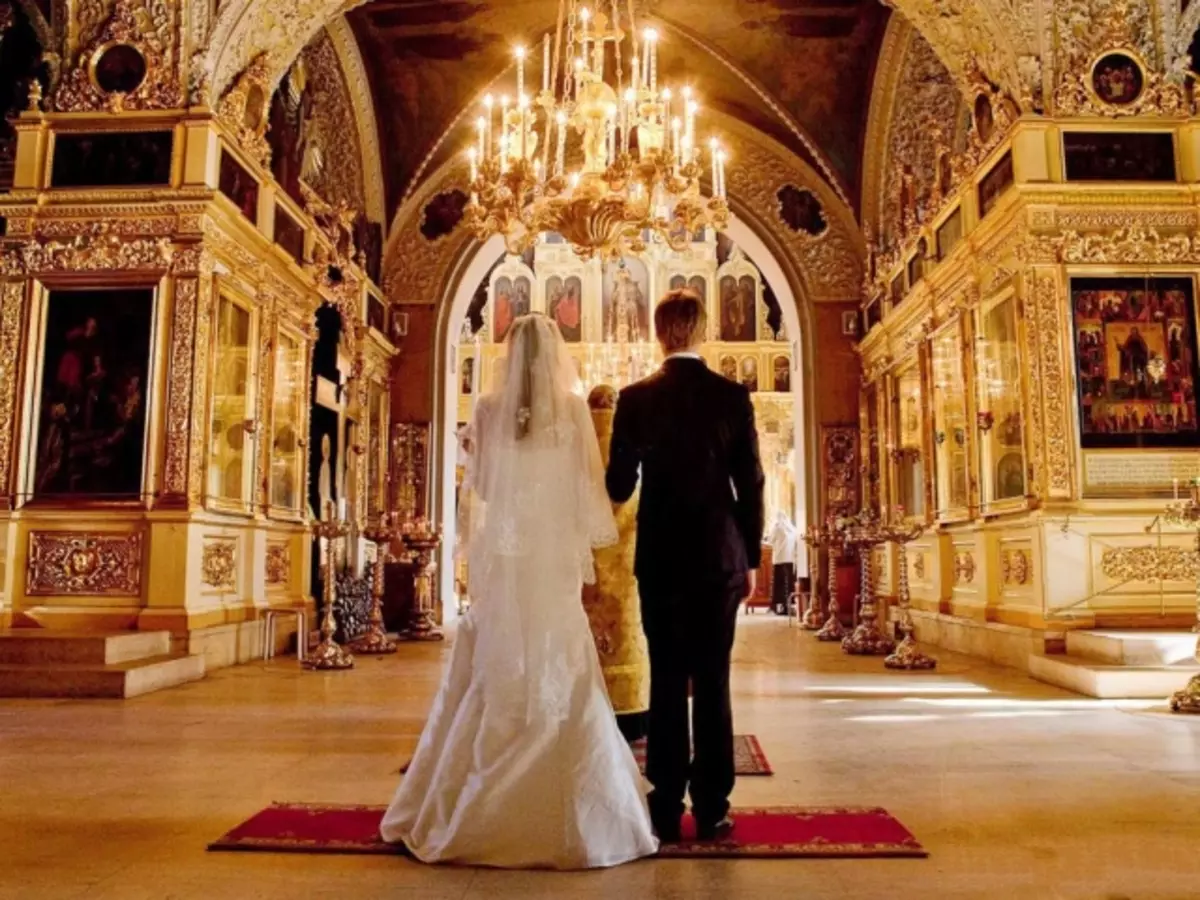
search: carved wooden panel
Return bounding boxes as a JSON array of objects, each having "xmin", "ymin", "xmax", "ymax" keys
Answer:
[{"xmin": 26, "ymin": 531, "xmax": 144, "ymax": 596}]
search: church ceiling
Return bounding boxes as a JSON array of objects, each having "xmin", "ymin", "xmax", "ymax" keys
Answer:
[{"xmin": 346, "ymin": 0, "xmax": 888, "ymax": 219}]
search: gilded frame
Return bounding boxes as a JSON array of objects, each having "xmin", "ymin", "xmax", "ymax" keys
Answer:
[
  {"xmin": 203, "ymin": 275, "xmax": 260, "ymax": 516},
  {"xmin": 17, "ymin": 273, "xmax": 166, "ymax": 509},
  {"xmin": 265, "ymin": 319, "xmax": 312, "ymax": 522},
  {"xmin": 929, "ymin": 314, "xmax": 973, "ymax": 523}
]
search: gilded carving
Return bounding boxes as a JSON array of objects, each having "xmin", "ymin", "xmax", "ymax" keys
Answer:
[
  {"xmin": 912, "ymin": 551, "xmax": 926, "ymax": 580},
  {"xmin": 1101, "ymin": 546, "xmax": 1199, "ymax": 583},
  {"xmin": 265, "ymin": 543, "xmax": 291, "ymax": 586},
  {"xmin": 26, "ymin": 531, "xmax": 144, "ymax": 596},
  {"xmin": 296, "ymin": 31, "xmax": 366, "ymax": 217},
  {"xmin": 325, "ymin": 18, "xmax": 386, "ymax": 225},
  {"xmin": 1001, "ymin": 548, "xmax": 1032, "ymax": 585},
  {"xmin": 216, "ymin": 53, "xmax": 273, "ymax": 168},
  {"xmin": 53, "ymin": 0, "xmax": 183, "ymax": 113},
  {"xmin": 162, "ymin": 277, "xmax": 198, "ymax": 501},
  {"xmin": 1031, "ymin": 271, "xmax": 1071, "ymax": 498},
  {"xmin": 20, "ymin": 230, "xmax": 174, "ymax": 273},
  {"xmin": 1057, "ymin": 224, "xmax": 1197, "ymax": 265},
  {"xmin": 953, "ymin": 551, "xmax": 977, "ymax": 584},
  {"xmin": 201, "ymin": 539, "xmax": 237, "ymax": 590},
  {"xmin": 0, "ymin": 282, "xmax": 26, "ymax": 503}
]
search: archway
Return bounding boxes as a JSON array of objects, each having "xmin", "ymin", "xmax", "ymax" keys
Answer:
[{"xmin": 432, "ymin": 216, "xmax": 814, "ymax": 612}]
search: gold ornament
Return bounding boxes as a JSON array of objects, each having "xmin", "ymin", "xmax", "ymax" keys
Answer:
[
  {"xmin": 201, "ymin": 540, "xmax": 237, "ymax": 590},
  {"xmin": 265, "ymin": 544, "xmax": 291, "ymax": 586},
  {"xmin": 26, "ymin": 531, "xmax": 144, "ymax": 596},
  {"xmin": 216, "ymin": 53, "xmax": 273, "ymax": 169}
]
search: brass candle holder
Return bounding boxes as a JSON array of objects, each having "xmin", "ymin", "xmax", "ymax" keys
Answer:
[
  {"xmin": 805, "ymin": 518, "xmax": 847, "ymax": 637},
  {"xmin": 307, "ymin": 505, "xmax": 355, "ymax": 670},
  {"xmin": 882, "ymin": 515, "xmax": 936, "ymax": 671},
  {"xmin": 354, "ymin": 512, "xmax": 401, "ymax": 655},
  {"xmin": 841, "ymin": 509, "xmax": 896, "ymax": 656},
  {"xmin": 399, "ymin": 517, "xmax": 445, "ymax": 642},
  {"xmin": 1167, "ymin": 479, "xmax": 1200, "ymax": 714}
]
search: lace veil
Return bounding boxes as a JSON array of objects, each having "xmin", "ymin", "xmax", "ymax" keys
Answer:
[{"xmin": 460, "ymin": 314, "xmax": 617, "ymax": 721}]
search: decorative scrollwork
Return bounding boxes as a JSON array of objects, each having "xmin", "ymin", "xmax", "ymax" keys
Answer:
[
  {"xmin": 216, "ymin": 52, "xmax": 273, "ymax": 168},
  {"xmin": 1101, "ymin": 546, "xmax": 1199, "ymax": 583},
  {"xmin": 27, "ymin": 531, "xmax": 144, "ymax": 596},
  {"xmin": 265, "ymin": 544, "xmax": 291, "ymax": 586},
  {"xmin": 201, "ymin": 539, "xmax": 237, "ymax": 590},
  {"xmin": 953, "ymin": 550, "xmax": 977, "ymax": 584}
]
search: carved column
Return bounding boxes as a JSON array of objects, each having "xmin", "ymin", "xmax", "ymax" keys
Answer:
[
  {"xmin": 1024, "ymin": 267, "xmax": 1074, "ymax": 501},
  {"xmin": 0, "ymin": 277, "xmax": 28, "ymax": 509},
  {"xmin": 160, "ymin": 246, "xmax": 214, "ymax": 508}
]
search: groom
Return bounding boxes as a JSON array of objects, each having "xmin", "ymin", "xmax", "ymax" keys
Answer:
[{"xmin": 606, "ymin": 288, "xmax": 765, "ymax": 842}]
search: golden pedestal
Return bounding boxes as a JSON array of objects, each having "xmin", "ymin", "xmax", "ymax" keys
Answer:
[{"xmin": 584, "ymin": 387, "xmax": 650, "ymax": 717}]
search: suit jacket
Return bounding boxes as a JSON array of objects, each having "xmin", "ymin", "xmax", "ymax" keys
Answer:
[{"xmin": 606, "ymin": 357, "xmax": 765, "ymax": 590}]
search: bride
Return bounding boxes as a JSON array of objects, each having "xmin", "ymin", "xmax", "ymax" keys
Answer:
[{"xmin": 381, "ymin": 314, "xmax": 659, "ymax": 869}]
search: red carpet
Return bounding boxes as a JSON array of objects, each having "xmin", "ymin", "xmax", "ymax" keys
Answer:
[
  {"xmin": 209, "ymin": 803, "xmax": 926, "ymax": 859},
  {"xmin": 400, "ymin": 734, "xmax": 773, "ymax": 777}
]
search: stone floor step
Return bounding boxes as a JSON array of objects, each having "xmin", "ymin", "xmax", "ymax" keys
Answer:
[
  {"xmin": 0, "ymin": 653, "xmax": 205, "ymax": 699},
  {"xmin": 1065, "ymin": 629, "xmax": 1198, "ymax": 667},
  {"xmin": 1028, "ymin": 652, "xmax": 1200, "ymax": 700},
  {"xmin": 0, "ymin": 630, "xmax": 172, "ymax": 666}
]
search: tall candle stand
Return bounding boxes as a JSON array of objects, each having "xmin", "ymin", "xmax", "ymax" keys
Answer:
[
  {"xmin": 307, "ymin": 507, "xmax": 355, "ymax": 670},
  {"xmin": 399, "ymin": 517, "xmax": 445, "ymax": 642},
  {"xmin": 354, "ymin": 513, "xmax": 400, "ymax": 655},
  {"xmin": 841, "ymin": 510, "xmax": 897, "ymax": 656},
  {"xmin": 1167, "ymin": 479, "xmax": 1200, "ymax": 714},
  {"xmin": 804, "ymin": 519, "xmax": 845, "ymax": 636},
  {"xmin": 882, "ymin": 516, "xmax": 936, "ymax": 670}
]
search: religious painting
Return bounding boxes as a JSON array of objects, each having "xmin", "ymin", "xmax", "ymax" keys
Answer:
[
  {"xmin": 602, "ymin": 259, "xmax": 650, "ymax": 343},
  {"xmin": 275, "ymin": 207, "xmax": 305, "ymax": 266},
  {"xmin": 1071, "ymin": 277, "xmax": 1199, "ymax": 448},
  {"xmin": 772, "ymin": 355, "xmax": 791, "ymax": 393},
  {"xmin": 866, "ymin": 297, "xmax": 883, "ymax": 332},
  {"xmin": 460, "ymin": 356, "xmax": 474, "ymax": 395},
  {"xmin": 996, "ymin": 452, "xmax": 1025, "ymax": 501},
  {"xmin": 1091, "ymin": 53, "xmax": 1144, "ymax": 105},
  {"xmin": 547, "ymin": 275, "xmax": 583, "ymax": 342},
  {"xmin": 937, "ymin": 152, "xmax": 953, "ymax": 198},
  {"xmin": 33, "ymin": 288, "xmax": 153, "ymax": 499},
  {"xmin": 367, "ymin": 295, "xmax": 387, "ymax": 334},
  {"xmin": 740, "ymin": 357, "xmax": 759, "ymax": 392},
  {"xmin": 218, "ymin": 150, "xmax": 259, "ymax": 223},
  {"xmin": 268, "ymin": 56, "xmax": 316, "ymax": 207},
  {"xmin": 719, "ymin": 354, "xmax": 738, "ymax": 382},
  {"xmin": 269, "ymin": 331, "xmax": 305, "ymax": 513},
  {"xmin": 977, "ymin": 150, "xmax": 1014, "ymax": 218},
  {"xmin": 907, "ymin": 245, "xmax": 924, "ymax": 287},
  {"xmin": 972, "ymin": 93, "xmax": 994, "ymax": 143},
  {"xmin": 50, "ymin": 131, "xmax": 173, "ymax": 188},
  {"xmin": 668, "ymin": 274, "xmax": 707, "ymax": 303},
  {"xmin": 91, "ymin": 44, "xmax": 147, "ymax": 95},
  {"xmin": 936, "ymin": 207, "xmax": 963, "ymax": 260},
  {"xmin": 841, "ymin": 310, "xmax": 859, "ymax": 337},
  {"xmin": 720, "ymin": 275, "xmax": 757, "ymax": 342},
  {"xmin": 492, "ymin": 275, "xmax": 531, "ymax": 343},
  {"xmin": 1062, "ymin": 132, "xmax": 1176, "ymax": 182}
]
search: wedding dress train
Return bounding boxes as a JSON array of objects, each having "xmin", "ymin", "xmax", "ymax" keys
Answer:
[{"xmin": 380, "ymin": 316, "xmax": 658, "ymax": 869}]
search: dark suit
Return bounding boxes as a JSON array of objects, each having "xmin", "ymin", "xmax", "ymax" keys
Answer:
[{"xmin": 606, "ymin": 356, "xmax": 765, "ymax": 827}]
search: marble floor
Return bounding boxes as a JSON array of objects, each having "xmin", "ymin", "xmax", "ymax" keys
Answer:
[{"xmin": 3, "ymin": 616, "xmax": 1200, "ymax": 900}]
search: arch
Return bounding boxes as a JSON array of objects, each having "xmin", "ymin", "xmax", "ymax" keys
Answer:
[
  {"xmin": 202, "ymin": 0, "xmax": 1030, "ymax": 158},
  {"xmin": 432, "ymin": 214, "xmax": 817, "ymax": 605}
]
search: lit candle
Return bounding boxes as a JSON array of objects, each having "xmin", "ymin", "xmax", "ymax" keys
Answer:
[
  {"xmin": 709, "ymin": 137, "xmax": 718, "ymax": 193},
  {"xmin": 717, "ymin": 148, "xmax": 726, "ymax": 198},
  {"xmin": 476, "ymin": 116, "xmax": 486, "ymax": 159},
  {"xmin": 542, "ymin": 34, "xmax": 550, "ymax": 93},
  {"xmin": 671, "ymin": 116, "xmax": 681, "ymax": 160},
  {"xmin": 685, "ymin": 98, "xmax": 697, "ymax": 158},
  {"xmin": 580, "ymin": 7, "xmax": 590, "ymax": 69},
  {"xmin": 569, "ymin": 172, "xmax": 580, "ymax": 191},
  {"xmin": 623, "ymin": 88, "xmax": 636, "ymax": 153},
  {"xmin": 574, "ymin": 57, "xmax": 584, "ymax": 99},
  {"xmin": 337, "ymin": 498, "xmax": 346, "ymax": 521},
  {"xmin": 519, "ymin": 94, "xmax": 528, "ymax": 159},
  {"xmin": 484, "ymin": 95, "xmax": 494, "ymax": 155},
  {"xmin": 555, "ymin": 110, "xmax": 567, "ymax": 174},
  {"xmin": 534, "ymin": 158, "xmax": 542, "ymax": 183},
  {"xmin": 606, "ymin": 104, "xmax": 616, "ymax": 166},
  {"xmin": 644, "ymin": 28, "xmax": 658, "ymax": 92},
  {"xmin": 631, "ymin": 55, "xmax": 640, "ymax": 91},
  {"xmin": 468, "ymin": 146, "xmax": 477, "ymax": 182},
  {"xmin": 500, "ymin": 132, "xmax": 509, "ymax": 173}
]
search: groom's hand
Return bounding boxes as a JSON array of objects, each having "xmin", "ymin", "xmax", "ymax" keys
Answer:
[{"xmin": 743, "ymin": 570, "xmax": 757, "ymax": 602}]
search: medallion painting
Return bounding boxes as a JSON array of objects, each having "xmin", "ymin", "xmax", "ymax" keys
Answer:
[
  {"xmin": 460, "ymin": 356, "xmax": 474, "ymax": 395},
  {"xmin": 34, "ymin": 289, "xmax": 153, "ymax": 499},
  {"xmin": 1072, "ymin": 277, "xmax": 1199, "ymax": 448},
  {"xmin": 602, "ymin": 259, "xmax": 649, "ymax": 343},
  {"xmin": 720, "ymin": 275, "xmax": 757, "ymax": 342},
  {"xmin": 1091, "ymin": 53, "xmax": 1144, "ymax": 105},
  {"xmin": 720, "ymin": 355, "xmax": 738, "ymax": 382},
  {"xmin": 492, "ymin": 275, "xmax": 531, "ymax": 343},
  {"xmin": 669, "ymin": 274, "xmax": 708, "ymax": 303},
  {"xmin": 547, "ymin": 275, "xmax": 583, "ymax": 342},
  {"xmin": 772, "ymin": 355, "xmax": 790, "ymax": 393},
  {"xmin": 740, "ymin": 357, "xmax": 759, "ymax": 392}
]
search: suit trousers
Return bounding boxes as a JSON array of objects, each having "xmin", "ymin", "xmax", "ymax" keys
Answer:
[{"xmin": 639, "ymin": 577, "xmax": 742, "ymax": 826}]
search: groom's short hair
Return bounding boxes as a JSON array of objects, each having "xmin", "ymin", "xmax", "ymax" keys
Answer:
[{"xmin": 655, "ymin": 289, "xmax": 707, "ymax": 353}]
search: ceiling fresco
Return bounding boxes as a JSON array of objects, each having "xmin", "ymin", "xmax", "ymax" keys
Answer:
[{"xmin": 347, "ymin": 0, "xmax": 889, "ymax": 219}]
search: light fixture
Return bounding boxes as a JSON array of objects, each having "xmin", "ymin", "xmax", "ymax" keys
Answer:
[{"xmin": 463, "ymin": 1, "xmax": 729, "ymax": 261}]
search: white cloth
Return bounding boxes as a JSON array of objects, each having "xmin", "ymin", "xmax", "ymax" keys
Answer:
[
  {"xmin": 381, "ymin": 315, "xmax": 658, "ymax": 869},
  {"xmin": 769, "ymin": 513, "xmax": 797, "ymax": 565}
]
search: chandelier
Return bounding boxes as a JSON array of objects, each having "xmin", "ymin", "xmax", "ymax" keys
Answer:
[{"xmin": 462, "ymin": 0, "xmax": 729, "ymax": 261}]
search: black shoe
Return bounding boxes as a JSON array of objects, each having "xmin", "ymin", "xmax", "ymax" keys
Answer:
[
  {"xmin": 652, "ymin": 816, "xmax": 682, "ymax": 843},
  {"xmin": 695, "ymin": 815, "xmax": 735, "ymax": 841}
]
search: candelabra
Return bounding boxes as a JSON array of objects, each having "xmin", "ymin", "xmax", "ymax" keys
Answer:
[
  {"xmin": 307, "ymin": 505, "xmax": 354, "ymax": 670},
  {"xmin": 354, "ymin": 513, "xmax": 401, "ymax": 655},
  {"xmin": 400, "ymin": 518, "xmax": 445, "ymax": 642},
  {"xmin": 1167, "ymin": 479, "xmax": 1200, "ymax": 714},
  {"xmin": 841, "ymin": 510, "xmax": 897, "ymax": 656},
  {"xmin": 804, "ymin": 518, "xmax": 847, "ymax": 636},
  {"xmin": 882, "ymin": 516, "xmax": 936, "ymax": 670}
]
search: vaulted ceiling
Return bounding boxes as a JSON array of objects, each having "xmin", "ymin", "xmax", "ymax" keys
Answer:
[{"xmin": 346, "ymin": 0, "xmax": 889, "ymax": 220}]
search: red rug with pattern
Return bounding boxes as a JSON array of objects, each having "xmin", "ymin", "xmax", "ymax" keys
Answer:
[
  {"xmin": 399, "ymin": 734, "xmax": 772, "ymax": 777},
  {"xmin": 209, "ymin": 803, "xmax": 926, "ymax": 859}
]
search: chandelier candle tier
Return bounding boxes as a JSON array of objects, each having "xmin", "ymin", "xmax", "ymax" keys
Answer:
[{"xmin": 463, "ymin": 0, "xmax": 730, "ymax": 260}]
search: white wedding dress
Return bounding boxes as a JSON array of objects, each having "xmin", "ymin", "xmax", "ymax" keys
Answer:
[{"xmin": 381, "ymin": 316, "xmax": 658, "ymax": 869}]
